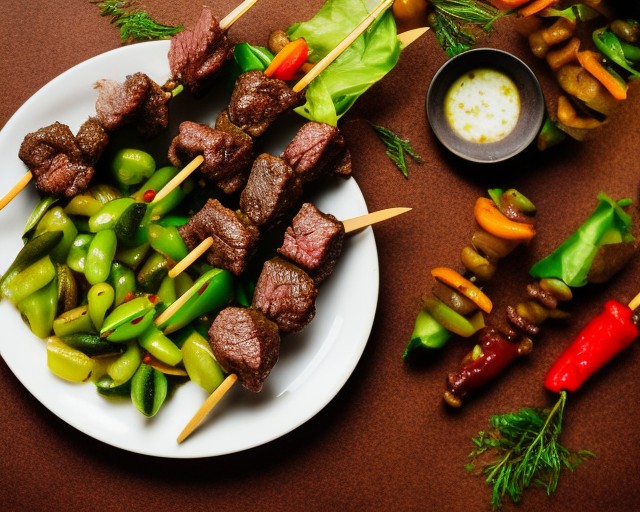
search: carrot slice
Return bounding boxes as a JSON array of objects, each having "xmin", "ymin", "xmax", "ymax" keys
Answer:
[
  {"xmin": 264, "ymin": 38, "xmax": 308, "ymax": 78},
  {"xmin": 519, "ymin": 0, "xmax": 558, "ymax": 17},
  {"xmin": 474, "ymin": 197, "xmax": 536, "ymax": 241},
  {"xmin": 431, "ymin": 267, "xmax": 493, "ymax": 313},
  {"xmin": 577, "ymin": 50, "xmax": 628, "ymax": 100}
]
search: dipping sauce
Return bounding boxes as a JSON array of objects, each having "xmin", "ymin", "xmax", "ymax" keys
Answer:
[{"xmin": 444, "ymin": 68, "xmax": 520, "ymax": 144}]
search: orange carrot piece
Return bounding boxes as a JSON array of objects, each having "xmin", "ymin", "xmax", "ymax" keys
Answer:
[
  {"xmin": 577, "ymin": 50, "xmax": 628, "ymax": 100},
  {"xmin": 474, "ymin": 197, "xmax": 536, "ymax": 242},
  {"xmin": 264, "ymin": 38, "xmax": 307, "ymax": 78},
  {"xmin": 487, "ymin": 0, "xmax": 531, "ymax": 9},
  {"xmin": 431, "ymin": 267, "xmax": 493, "ymax": 313},
  {"xmin": 519, "ymin": 0, "xmax": 558, "ymax": 17}
]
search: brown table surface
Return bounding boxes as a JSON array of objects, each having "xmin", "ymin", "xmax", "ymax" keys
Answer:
[{"xmin": 1, "ymin": 1, "xmax": 639, "ymax": 511}]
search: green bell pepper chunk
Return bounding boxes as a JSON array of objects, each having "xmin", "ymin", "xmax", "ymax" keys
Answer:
[
  {"xmin": 100, "ymin": 295, "xmax": 157, "ymax": 342},
  {"xmin": 112, "ymin": 148, "xmax": 156, "ymax": 186},
  {"xmin": 228, "ymin": 43, "xmax": 274, "ymax": 85},
  {"xmin": 403, "ymin": 309, "xmax": 453, "ymax": 359},
  {"xmin": 148, "ymin": 224, "xmax": 189, "ymax": 262},
  {"xmin": 158, "ymin": 268, "xmax": 234, "ymax": 334},
  {"xmin": 2, "ymin": 256, "xmax": 56, "ymax": 304},
  {"xmin": 18, "ymin": 278, "xmax": 58, "ymax": 338},
  {"xmin": 108, "ymin": 262, "xmax": 137, "ymax": 306},
  {"xmin": 530, "ymin": 193, "xmax": 635, "ymax": 287},
  {"xmin": 23, "ymin": 196, "xmax": 58, "ymax": 239},
  {"xmin": 85, "ymin": 229, "xmax": 118, "ymax": 285},
  {"xmin": 138, "ymin": 325, "xmax": 183, "ymax": 366},
  {"xmin": 181, "ymin": 330, "xmax": 226, "ymax": 393},
  {"xmin": 34, "ymin": 207, "xmax": 78, "ymax": 262},
  {"xmin": 1, "ymin": 231, "xmax": 63, "ymax": 290}
]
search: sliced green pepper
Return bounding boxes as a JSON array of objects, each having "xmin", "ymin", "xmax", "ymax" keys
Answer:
[
  {"xmin": 60, "ymin": 332, "xmax": 123, "ymax": 357},
  {"xmin": 100, "ymin": 295, "xmax": 156, "ymax": 341},
  {"xmin": 34, "ymin": 207, "xmax": 78, "ymax": 262},
  {"xmin": 138, "ymin": 325, "xmax": 183, "ymax": 366},
  {"xmin": 537, "ymin": 117, "xmax": 566, "ymax": 151},
  {"xmin": 18, "ymin": 278, "xmax": 58, "ymax": 338},
  {"xmin": 148, "ymin": 224, "xmax": 189, "ymax": 262},
  {"xmin": 157, "ymin": 215, "xmax": 189, "ymax": 228},
  {"xmin": 158, "ymin": 268, "xmax": 234, "ymax": 334},
  {"xmin": 157, "ymin": 275, "xmax": 177, "ymax": 306},
  {"xmin": 403, "ymin": 308, "xmax": 453, "ymax": 358},
  {"xmin": 85, "ymin": 229, "xmax": 118, "ymax": 285},
  {"xmin": 530, "ymin": 193, "xmax": 635, "ymax": 287},
  {"xmin": 23, "ymin": 196, "xmax": 58, "ymax": 239},
  {"xmin": 228, "ymin": 43, "xmax": 274, "ymax": 85},
  {"xmin": 95, "ymin": 375, "xmax": 132, "ymax": 397},
  {"xmin": 115, "ymin": 242, "xmax": 150, "ymax": 271}
]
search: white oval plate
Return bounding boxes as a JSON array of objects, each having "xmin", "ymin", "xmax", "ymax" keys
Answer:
[{"xmin": 0, "ymin": 41, "xmax": 379, "ymax": 458}]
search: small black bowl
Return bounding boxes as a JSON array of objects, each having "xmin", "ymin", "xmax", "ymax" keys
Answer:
[{"xmin": 426, "ymin": 48, "xmax": 545, "ymax": 163}]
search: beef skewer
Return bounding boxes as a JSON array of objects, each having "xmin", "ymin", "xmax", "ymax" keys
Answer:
[
  {"xmin": 175, "ymin": 203, "xmax": 411, "ymax": 443},
  {"xmin": 0, "ymin": 0, "xmax": 261, "ymax": 211},
  {"xmin": 152, "ymin": 0, "xmax": 395, "ymax": 201}
]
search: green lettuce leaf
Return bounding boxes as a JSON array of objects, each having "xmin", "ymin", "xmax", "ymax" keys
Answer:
[
  {"xmin": 529, "ymin": 193, "xmax": 635, "ymax": 287},
  {"xmin": 287, "ymin": 0, "xmax": 400, "ymax": 126}
]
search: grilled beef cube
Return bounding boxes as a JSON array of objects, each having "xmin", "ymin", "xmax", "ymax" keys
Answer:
[
  {"xmin": 18, "ymin": 122, "xmax": 96, "ymax": 197},
  {"xmin": 240, "ymin": 154, "xmax": 302, "ymax": 227},
  {"xmin": 228, "ymin": 70, "xmax": 304, "ymax": 137},
  {"xmin": 94, "ymin": 72, "xmax": 169, "ymax": 138},
  {"xmin": 168, "ymin": 6, "xmax": 232, "ymax": 95},
  {"xmin": 252, "ymin": 257, "xmax": 317, "ymax": 333},
  {"xmin": 75, "ymin": 118, "xmax": 109, "ymax": 165},
  {"xmin": 178, "ymin": 198, "xmax": 259, "ymax": 276},
  {"xmin": 168, "ymin": 121, "xmax": 253, "ymax": 193},
  {"xmin": 209, "ymin": 307, "xmax": 280, "ymax": 392},
  {"xmin": 330, "ymin": 148, "xmax": 352, "ymax": 177},
  {"xmin": 282, "ymin": 122, "xmax": 352, "ymax": 182},
  {"xmin": 278, "ymin": 203, "xmax": 345, "ymax": 284}
]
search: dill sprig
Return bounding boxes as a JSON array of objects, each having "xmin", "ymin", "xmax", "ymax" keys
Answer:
[
  {"xmin": 370, "ymin": 123, "xmax": 423, "ymax": 178},
  {"xmin": 430, "ymin": 0, "xmax": 506, "ymax": 58},
  {"xmin": 467, "ymin": 392, "xmax": 595, "ymax": 510},
  {"xmin": 93, "ymin": 1, "xmax": 183, "ymax": 43}
]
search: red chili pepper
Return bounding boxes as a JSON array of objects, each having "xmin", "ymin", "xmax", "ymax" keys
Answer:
[
  {"xmin": 264, "ymin": 38, "xmax": 309, "ymax": 81},
  {"xmin": 143, "ymin": 189, "xmax": 156, "ymax": 203},
  {"xmin": 545, "ymin": 300, "xmax": 639, "ymax": 393}
]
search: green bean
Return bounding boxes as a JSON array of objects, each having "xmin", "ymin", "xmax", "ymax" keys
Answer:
[
  {"xmin": 138, "ymin": 325, "xmax": 183, "ymax": 366},
  {"xmin": 112, "ymin": 148, "xmax": 156, "ymax": 186},
  {"xmin": 1, "ymin": 256, "xmax": 56, "ymax": 304},
  {"xmin": 88, "ymin": 282, "xmax": 115, "ymax": 330},
  {"xmin": 53, "ymin": 305, "xmax": 95, "ymax": 337},
  {"xmin": 85, "ymin": 229, "xmax": 117, "ymax": 285},
  {"xmin": 34, "ymin": 206, "xmax": 78, "ymax": 262},
  {"xmin": 66, "ymin": 234, "xmax": 94, "ymax": 273},
  {"xmin": 108, "ymin": 262, "xmax": 137, "ymax": 306}
]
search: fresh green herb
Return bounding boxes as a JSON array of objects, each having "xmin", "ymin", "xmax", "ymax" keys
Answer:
[
  {"xmin": 429, "ymin": 0, "xmax": 505, "ymax": 58},
  {"xmin": 93, "ymin": 1, "xmax": 183, "ymax": 43},
  {"xmin": 370, "ymin": 123, "xmax": 423, "ymax": 178},
  {"xmin": 467, "ymin": 392, "xmax": 594, "ymax": 510},
  {"xmin": 539, "ymin": 4, "xmax": 600, "ymax": 23}
]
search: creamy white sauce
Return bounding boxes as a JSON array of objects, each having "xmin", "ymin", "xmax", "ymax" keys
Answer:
[{"xmin": 444, "ymin": 68, "xmax": 520, "ymax": 144}]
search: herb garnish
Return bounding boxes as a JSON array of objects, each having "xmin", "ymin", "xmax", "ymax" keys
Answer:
[
  {"xmin": 430, "ymin": 0, "xmax": 505, "ymax": 58},
  {"xmin": 93, "ymin": 1, "xmax": 183, "ymax": 43},
  {"xmin": 370, "ymin": 123, "xmax": 423, "ymax": 178},
  {"xmin": 467, "ymin": 391, "xmax": 594, "ymax": 510}
]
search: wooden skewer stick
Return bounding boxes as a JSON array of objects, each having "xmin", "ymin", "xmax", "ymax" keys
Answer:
[
  {"xmin": 397, "ymin": 27, "xmax": 430, "ymax": 50},
  {"xmin": 219, "ymin": 0, "xmax": 261, "ymax": 31},
  {"xmin": 292, "ymin": 0, "xmax": 394, "ymax": 93},
  {"xmin": 169, "ymin": 206, "xmax": 412, "ymax": 279},
  {"xmin": 628, "ymin": 291, "xmax": 640, "ymax": 311},
  {"xmin": 152, "ymin": 155, "xmax": 204, "ymax": 203},
  {"xmin": 175, "ymin": 206, "xmax": 411, "ymax": 443},
  {"xmin": 0, "ymin": 171, "xmax": 33, "ymax": 211}
]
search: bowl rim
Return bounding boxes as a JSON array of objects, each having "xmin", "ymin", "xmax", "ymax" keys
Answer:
[{"xmin": 426, "ymin": 47, "xmax": 545, "ymax": 163}]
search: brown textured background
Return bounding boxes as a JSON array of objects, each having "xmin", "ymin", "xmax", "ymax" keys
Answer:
[{"xmin": 1, "ymin": 1, "xmax": 639, "ymax": 511}]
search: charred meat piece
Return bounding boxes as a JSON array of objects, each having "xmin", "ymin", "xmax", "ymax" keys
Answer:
[
  {"xmin": 178, "ymin": 198, "xmax": 259, "ymax": 276},
  {"xmin": 168, "ymin": 6, "xmax": 233, "ymax": 95},
  {"xmin": 95, "ymin": 72, "xmax": 169, "ymax": 138},
  {"xmin": 209, "ymin": 307, "xmax": 280, "ymax": 393},
  {"xmin": 168, "ymin": 121, "xmax": 253, "ymax": 193},
  {"xmin": 252, "ymin": 257, "xmax": 317, "ymax": 333},
  {"xmin": 278, "ymin": 203, "xmax": 345, "ymax": 284},
  {"xmin": 240, "ymin": 154, "xmax": 303, "ymax": 227},
  {"xmin": 228, "ymin": 70, "xmax": 304, "ymax": 137},
  {"xmin": 282, "ymin": 122, "xmax": 352, "ymax": 182},
  {"xmin": 18, "ymin": 121, "xmax": 100, "ymax": 197},
  {"xmin": 75, "ymin": 117, "xmax": 109, "ymax": 165}
]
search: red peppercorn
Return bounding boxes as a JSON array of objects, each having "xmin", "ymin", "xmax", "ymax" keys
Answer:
[{"xmin": 143, "ymin": 189, "xmax": 156, "ymax": 203}]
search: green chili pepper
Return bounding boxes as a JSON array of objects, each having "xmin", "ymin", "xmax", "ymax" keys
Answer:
[
  {"xmin": 137, "ymin": 251, "xmax": 169, "ymax": 293},
  {"xmin": 157, "ymin": 275, "xmax": 177, "ymax": 306},
  {"xmin": 228, "ymin": 43, "xmax": 274, "ymax": 86},
  {"xmin": 148, "ymin": 224, "xmax": 189, "ymax": 262},
  {"xmin": 181, "ymin": 330, "xmax": 226, "ymax": 393},
  {"xmin": 88, "ymin": 282, "xmax": 115, "ymax": 330},
  {"xmin": 2, "ymin": 256, "xmax": 56, "ymax": 304},
  {"xmin": 88, "ymin": 198, "xmax": 136, "ymax": 232},
  {"xmin": 157, "ymin": 215, "xmax": 189, "ymax": 228},
  {"xmin": 131, "ymin": 166, "xmax": 179, "ymax": 202},
  {"xmin": 46, "ymin": 336, "xmax": 94, "ymax": 382},
  {"xmin": 100, "ymin": 295, "xmax": 157, "ymax": 341},
  {"xmin": 56, "ymin": 263, "xmax": 78, "ymax": 313},
  {"xmin": 530, "ymin": 193, "xmax": 635, "ymax": 287},
  {"xmin": 403, "ymin": 309, "xmax": 453, "ymax": 358},
  {"xmin": 64, "ymin": 194, "xmax": 103, "ymax": 217},
  {"xmin": 115, "ymin": 242, "xmax": 150, "ymax": 271},
  {"xmin": 107, "ymin": 340, "xmax": 142, "ymax": 385},
  {"xmin": 95, "ymin": 375, "xmax": 132, "ymax": 396},
  {"xmin": 114, "ymin": 202, "xmax": 148, "ymax": 247},
  {"xmin": 0, "ymin": 231, "xmax": 62, "ymax": 290},
  {"xmin": 108, "ymin": 262, "xmax": 137, "ymax": 306},
  {"xmin": 60, "ymin": 332, "xmax": 123, "ymax": 357},
  {"xmin": 34, "ymin": 206, "xmax": 78, "ymax": 262},
  {"xmin": 593, "ymin": 28, "xmax": 640, "ymax": 78},
  {"xmin": 66, "ymin": 234, "xmax": 94, "ymax": 273},
  {"xmin": 131, "ymin": 363, "xmax": 168, "ymax": 417},
  {"xmin": 112, "ymin": 148, "xmax": 156, "ymax": 186},
  {"xmin": 23, "ymin": 196, "xmax": 58, "ymax": 239},
  {"xmin": 18, "ymin": 278, "xmax": 58, "ymax": 338},
  {"xmin": 85, "ymin": 229, "xmax": 118, "ymax": 285},
  {"xmin": 53, "ymin": 304, "xmax": 95, "ymax": 337},
  {"xmin": 619, "ymin": 39, "xmax": 640, "ymax": 62},
  {"xmin": 158, "ymin": 268, "xmax": 234, "ymax": 334},
  {"xmin": 138, "ymin": 325, "xmax": 183, "ymax": 366}
]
